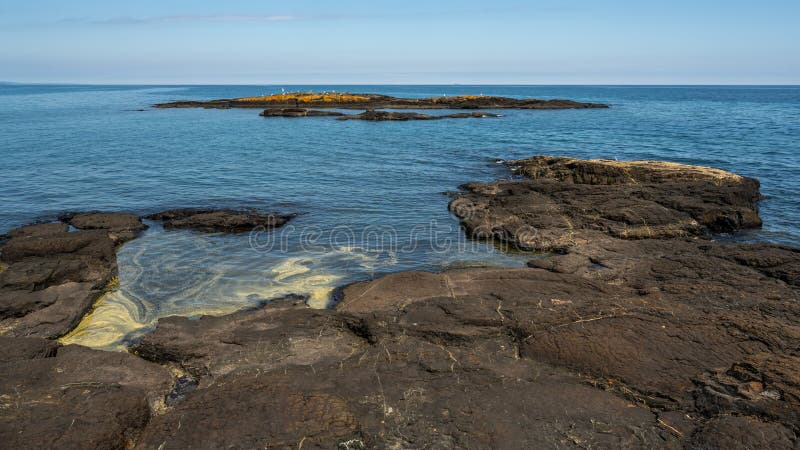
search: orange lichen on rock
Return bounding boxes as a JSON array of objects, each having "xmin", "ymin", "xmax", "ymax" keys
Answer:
[{"xmin": 237, "ymin": 92, "xmax": 371, "ymax": 103}]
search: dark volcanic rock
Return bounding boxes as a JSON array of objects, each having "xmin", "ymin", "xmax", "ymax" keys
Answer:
[
  {"xmin": 133, "ymin": 295, "xmax": 678, "ymax": 448},
  {"xmin": 146, "ymin": 208, "xmax": 294, "ymax": 233},
  {"xmin": 0, "ymin": 340, "xmax": 173, "ymax": 449},
  {"xmin": 138, "ymin": 374, "xmax": 364, "ymax": 449},
  {"xmin": 0, "ymin": 230, "xmax": 117, "ymax": 338},
  {"xmin": 260, "ymin": 108, "xmax": 345, "ymax": 117},
  {"xmin": 3, "ymin": 222, "xmax": 68, "ymax": 239},
  {"xmin": 132, "ymin": 297, "xmax": 366, "ymax": 382},
  {"xmin": 435, "ymin": 155, "xmax": 799, "ymax": 446},
  {"xmin": 334, "ymin": 244, "xmax": 800, "ymax": 444},
  {"xmin": 690, "ymin": 416, "xmax": 796, "ymax": 449},
  {"xmin": 519, "ymin": 238, "xmax": 800, "ymax": 408},
  {"xmin": 0, "ymin": 336, "xmax": 59, "ymax": 361},
  {"xmin": 336, "ymin": 109, "xmax": 502, "ymax": 121},
  {"xmin": 450, "ymin": 156, "xmax": 762, "ymax": 252},
  {"xmin": 154, "ymin": 92, "xmax": 610, "ymax": 110},
  {"xmin": 0, "ymin": 213, "xmax": 145, "ymax": 338},
  {"xmin": 64, "ymin": 212, "xmax": 148, "ymax": 244}
]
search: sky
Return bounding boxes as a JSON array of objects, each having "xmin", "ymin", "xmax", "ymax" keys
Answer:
[{"xmin": 1, "ymin": 0, "xmax": 798, "ymax": 84}]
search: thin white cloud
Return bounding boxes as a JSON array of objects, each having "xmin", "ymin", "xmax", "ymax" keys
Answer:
[{"xmin": 63, "ymin": 14, "xmax": 305, "ymax": 25}]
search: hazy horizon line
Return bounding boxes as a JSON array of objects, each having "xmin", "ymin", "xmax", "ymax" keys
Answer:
[{"xmin": 3, "ymin": 80, "xmax": 799, "ymax": 87}]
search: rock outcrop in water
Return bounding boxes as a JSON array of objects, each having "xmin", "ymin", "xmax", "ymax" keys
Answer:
[
  {"xmin": 260, "ymin": 108, "xmax": 345, "ymax": 118},
  {"xmin": 1, "ymin": 159, "xmax": 798, "ymax": 448},
  {"xmin": 336, "ymin": 110, "xmax": 502, "ymax": 121},
  {"xmin": 146, "ymin": 208, "xmax": 294, "ymax": 233},
  {"xmin": 62, "ymin": 212, "xmax": 148, "ymax": 244},
  {"xmin": 154, "ymin": 92, "xmax": 609, "ymax": 110},
  {"xmin": 259, "ymin": 108, "xmax": 502, "ymax": 121},
  {"xmin": 450, "ymin": 156, "xmax": 763, "ymax": 252},
  {"xmin": 0, "ymin": 213, "xmax": 146, "ymax": 338}
]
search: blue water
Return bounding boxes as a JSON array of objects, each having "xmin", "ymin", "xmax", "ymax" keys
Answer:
[{"xmin": 1, "ymin": 84, "xmax": 799, "ymax": 348}]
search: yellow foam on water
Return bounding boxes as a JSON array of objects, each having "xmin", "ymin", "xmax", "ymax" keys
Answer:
[
  {"xmin": 60, "ymin": 290, "xmax": 150, "ymax": 351},
  {"xmin": 60, "ymin": 245, "xmax": 386, "ymax": 350}
]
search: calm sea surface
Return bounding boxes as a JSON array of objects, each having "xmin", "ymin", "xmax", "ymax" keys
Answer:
[{"xmin": 1, "ymin": 84, "xmax": 799, "ymax": 349}]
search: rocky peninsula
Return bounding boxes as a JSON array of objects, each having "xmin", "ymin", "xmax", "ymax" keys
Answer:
[
  {"xmin": 154, "ymin": 92, "xmax": 609, "ymax": 110},
  {"xmin": 1, "ymin": 158, "xmax": 798, "ymax": 448}
]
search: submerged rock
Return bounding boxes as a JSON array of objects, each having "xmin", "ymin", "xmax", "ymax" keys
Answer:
[
  {"xmin": 0, "ymin": 214, "xmax": 145, "ymax": 338},
  {"xmin": 146, "ymin": 208, "xmax": 294, "ymax": 233}
]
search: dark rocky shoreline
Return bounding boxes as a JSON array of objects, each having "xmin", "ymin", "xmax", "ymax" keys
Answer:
[
  {"xmin": 154, "ymin": 92, "xmax": 609, "ymax": 110},
  {"xmin": 1, "ymin": 158, "xmax": 798, "ymax": 448}
]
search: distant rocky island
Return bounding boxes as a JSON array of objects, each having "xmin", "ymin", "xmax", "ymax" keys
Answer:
[{"xmin": 153, "ymin": 91, "xmax": 609, "ymax": 110}]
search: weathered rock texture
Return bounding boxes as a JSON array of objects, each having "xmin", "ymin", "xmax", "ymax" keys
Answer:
[
  {"xmin": 0, "ymin": 337, "xmax": 173, "ymax": 449},
  {"xmin": 450, "ymin": 156, "xmax": 763, "ymax": 252},
  {"xmin": 132, "ymin": 296, "xmax": 682, "ymax": 448},
  {"xmin": 0, "ymin": 213, "xmax": 146, "ymax": 338},
  {"xmin": 155, "ymin": 92, "xmax": 609, "ymax": 110},
  {"xmin": 146, "ymin": 208, "xmax": 294, "ymax": 233},
  {"xmin": 62, "ymin": 212, "xmax": 148, "ymax": 244},
  {"xmin": 130, "ymin": 238, "xmax": 800, "ymax": 448}
]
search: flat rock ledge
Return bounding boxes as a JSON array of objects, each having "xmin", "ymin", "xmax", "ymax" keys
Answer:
[
  {"xmin": 128, "ymin": 231, "xmax": 800, "ymax": 448},
  {"xmin": 0, "ymin": 212, "xmax": 146, "ymax": 339},
  {"xmin": 155, "ymin": 92, "xmax": 610, "ymax": 110},
  {"xmin": 450, "ymin": 155, "xmax": 763, "ymax": 252},
  {"xmin": 260, "ymin": 108, "xmax": 502, "ymax": 121},
  {"xmin": 0, "ymin": 337, "xmax": 173, "ymax": 449},
  {"xmin": 145, "ymin": 208, "xmax": 295, "ymax": 233}
]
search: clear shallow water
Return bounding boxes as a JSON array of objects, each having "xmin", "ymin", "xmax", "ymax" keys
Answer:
[{"xmin": 1, "ymin": 84, "xmax": 799, "ymax": 349}]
